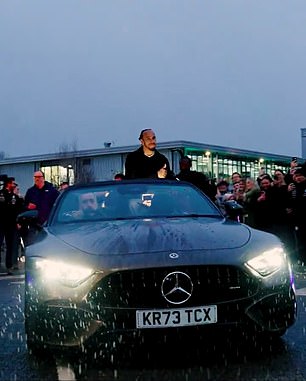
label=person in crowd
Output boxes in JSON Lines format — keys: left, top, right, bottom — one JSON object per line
{"left": 273, "top": 169, "right": 287, "bottom": 188}
{"left": 254, "top": 174, "right": 291, "bottom": 251}
{"left": 0, "top": 177, "right": 24, "bottom": 274}
{"left": 209, "top": 178, "right": 217, "bottom": 197}
{"left": 228, "top": 172, "right": 242, "bottom": 192}
{"left": 253, "top": 174, "right": 277, "bottom": 232}
{"left": 114, "top": 173, "right": 125, "bottom": 181}
{"left": 232, "top": 178, "right": 246, "bottom": 206}
{"left": 231, "top": 172, "right": 242, "bottom": 184}
{"left": 124, "top": 129, "right": 171, "bottom": 179}
{"left": 243, "top": 177, "right": 260, "bottom": 227}
{"left": 12, "top": 181, "right": 25, "bottom": 261}
{"left": 271, "top": 171, "right": 293, "bottom": 252}
{"left": 285, "top": 157, "right": 299, "bottom": 185}
{"left": 286, "top": 169, "right": 299, "bottom": 223}
{"left": 59, "top": 181, "right": 69, "bottom": 191}
{"left": 13, "top": 182, "right": 23, "bottom": 198}
{"left": 176, "top": 156, "right": 215, "bottom": 200}
{"left": 24, "top": 171, "right": 59, "bottom": 225}
{"left": 286, "top": 165, "right": 306, "bottom": 265}
{"left": 215, "top": 180, "right": 233, "bottom": 215}
{"left": 256, "top": 167, "right": 268, "bottom": 186}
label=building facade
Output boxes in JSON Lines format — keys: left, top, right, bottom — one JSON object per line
{"left": 0, "top": 140, "right": 300, "bottom": 195}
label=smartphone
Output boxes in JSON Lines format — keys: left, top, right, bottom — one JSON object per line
{"left": 142, "top": 193, "right": 154, "bottom": 201}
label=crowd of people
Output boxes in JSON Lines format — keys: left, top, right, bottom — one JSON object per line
{"left": 124, "top": 129, "right": 306, "bottom": 266}
{"left": 201, "top": 161, "right": 306, "bottom": 266}
{"left": 1, "top": 128, "right": 305, "bottom": 274}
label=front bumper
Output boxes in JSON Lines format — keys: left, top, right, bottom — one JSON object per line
{"left": 25, "top": 267, "right": 296, "bottom": 348}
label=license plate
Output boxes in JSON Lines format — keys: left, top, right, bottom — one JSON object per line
{"left": 136, "top": 305, "right": 217, "bottom": 329}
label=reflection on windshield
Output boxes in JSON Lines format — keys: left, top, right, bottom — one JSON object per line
{"left": 55, "top": 184, "right": 220, "bottom": 223}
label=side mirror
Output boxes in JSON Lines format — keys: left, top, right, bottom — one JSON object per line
{"left": 224, "top": 200, "right": 244, "bottom": 222}
{"left": 17, "top": 210, "right": 44, "bottom": 247}
{"left": 17, "top": 210, "right": 39, "bottom": 225}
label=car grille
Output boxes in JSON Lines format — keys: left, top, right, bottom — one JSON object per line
{"left": 87, "top": 265, "right": 259, "bottom": 308}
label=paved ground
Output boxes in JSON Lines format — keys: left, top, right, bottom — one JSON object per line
{"left": 0, "top": 249, "right": 25, "bottom": 276}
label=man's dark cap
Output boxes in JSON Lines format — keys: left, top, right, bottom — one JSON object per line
{"left": 3, "top": 177, "right": 15, "bottom": 186}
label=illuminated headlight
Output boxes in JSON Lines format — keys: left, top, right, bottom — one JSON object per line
{"left": 34, "top": 259, "right": 94, "bottom": 287}
{"left": 245, "top": 247, "right": 287, "bottom": 277}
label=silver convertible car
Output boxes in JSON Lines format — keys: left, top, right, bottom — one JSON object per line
{"left": 19, "top": 179, "right": 296, "bottom": 355}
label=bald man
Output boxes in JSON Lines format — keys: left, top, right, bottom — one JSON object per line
{"left": 24, "top": 171, "right": 59, "bottom": 224}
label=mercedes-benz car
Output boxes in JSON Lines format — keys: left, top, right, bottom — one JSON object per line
{"left": 20, "top": 179, "right": 296, "bottom": 355}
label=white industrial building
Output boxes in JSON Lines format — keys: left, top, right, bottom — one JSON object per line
{"left": 1, "top": 137, "right": 303, "bottom": 195}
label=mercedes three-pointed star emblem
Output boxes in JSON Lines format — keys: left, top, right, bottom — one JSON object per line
{"left": 161, "top": 271, "right": 193, "bottom": 305}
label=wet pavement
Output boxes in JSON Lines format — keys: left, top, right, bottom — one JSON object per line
{"left": 0, "top": 244, "right": 25, "bottom": 277}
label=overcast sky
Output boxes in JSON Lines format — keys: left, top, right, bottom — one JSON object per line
{"left": 1, "top": 0, "right": 306, "bottom": 158}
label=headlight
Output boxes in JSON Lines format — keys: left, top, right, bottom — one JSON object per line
{"left": 34, "top": 259, "right": 94, "bottom": 287}
{"left": 245, "top": 247, "right": 286, "bottom": 277}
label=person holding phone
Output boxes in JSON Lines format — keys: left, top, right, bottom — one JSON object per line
{"left": 254, "top": 175, "right": 279, "bottom": 233}
{"left": 284, "top": 157, "right": 299, "bottom": 185}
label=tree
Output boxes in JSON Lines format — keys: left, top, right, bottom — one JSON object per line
{"left": 57, "top": 139, "right": 95, "bottom": 185}
{"left": 75, "top": 159, "right": 95, "bottom": 184}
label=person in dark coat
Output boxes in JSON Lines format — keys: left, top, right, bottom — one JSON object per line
{"left": 254, "top": 174, "right": 283, "bottom": 233}
{"left": 287, "top": 165, "right": 306, "bottom": 264}
{"left": 24, "top": 171, "right": 59, "bottom": 225}
{"left": 254, "top": 175, "right": 292, "bottom": 255}
{"left": 243, "top": 177, "right": 261, "bottom": 227}
{"left": 0, "top": 177, "right": 24, "bottom": 274}
{"left": 125, "top": 129, "right": 171, "bottom": 179}
{"left": 176, "top": 156, "right": 215, "bottom": 200}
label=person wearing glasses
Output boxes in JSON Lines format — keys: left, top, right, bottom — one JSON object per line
{"left": 24, "top": 171, "right": 59, "bottom": 225}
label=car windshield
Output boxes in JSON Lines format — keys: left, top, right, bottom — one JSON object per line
{"left": 53, "top": 182, "right": 221, "bottom": 223}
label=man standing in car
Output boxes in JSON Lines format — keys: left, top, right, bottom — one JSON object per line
{"left": 125, "top": 129, "right": 171, "bottom": 179}
{"left": 24, "top": 171, "right": 59, "bottom": 225}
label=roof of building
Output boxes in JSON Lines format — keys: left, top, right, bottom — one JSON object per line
{"left": 0, "top": 140, "right": 300, "bottom": 165}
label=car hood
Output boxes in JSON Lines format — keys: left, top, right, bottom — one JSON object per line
{"left": 49, "top": 217, "right": 251, "bottom": 255}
